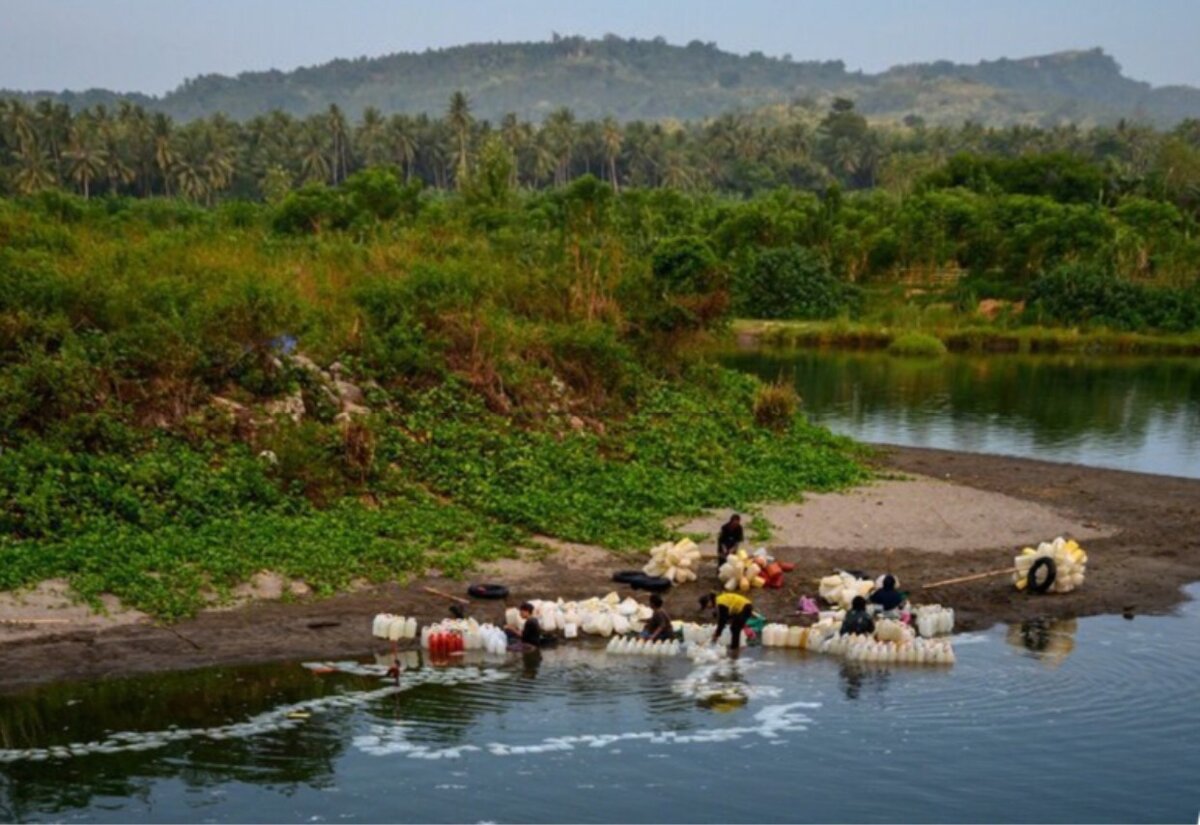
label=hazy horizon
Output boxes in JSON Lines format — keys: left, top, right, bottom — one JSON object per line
{"left": 2, "top": 0, "right": 1199, "bottom": 96}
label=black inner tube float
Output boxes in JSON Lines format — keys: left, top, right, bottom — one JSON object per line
{"left": 611, "top": 570, "right": 643, "bottom": 584}
{"left": 629, "top": 574, "right": 671, "bottom": 593}
{"left": 467, "top": 583, "right": 510, "bottom": 600}
{"left": 1026, "top": 557, "right": 1057, "bottom": 594}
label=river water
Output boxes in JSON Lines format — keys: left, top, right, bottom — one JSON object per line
{"left": 1, "top": 585, "right": 1198, "bottom": 823}
{"left": 723, "top": 350, "right": 1200, "bottom": 479}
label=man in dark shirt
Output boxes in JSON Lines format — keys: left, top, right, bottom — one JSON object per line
{"left": 869, "top": 574, "right": 904, "bottom": 615}
{"left": 840, "top": 596, "right": 876, "bottom": 636}
{"left": 506, "top": 602, "right": 542, "bottom": 648}
{"left": 717, "top": 514, "right": 744, "bottom": 568}
{"left": 641, "top": 594, "right": 673, "bottom": 641}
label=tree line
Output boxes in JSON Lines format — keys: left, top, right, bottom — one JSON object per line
{"left": 2, "top": 94, "right": 1199, "bottom": 214}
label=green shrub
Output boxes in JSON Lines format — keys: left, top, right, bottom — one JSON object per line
{"left": 1030, "top": 264, "right": 1200, "bottom": 332}
{"left": 753, "top": 381, "right": 800, "bottom": 430}
{"left": 887, "top": 331, "right": 948, "bottom": 357}
{"left": 734, "top": 245, "right": 861, "bottom": 320}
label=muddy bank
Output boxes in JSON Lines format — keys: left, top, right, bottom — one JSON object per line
{"left": 1, "top": 446, "right": 1197, "bottom": 692}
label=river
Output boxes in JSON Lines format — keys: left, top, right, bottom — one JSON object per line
{"left": 723, "top": 349, "right": 1200, "bottom": 479}
{"left": 1, "top": 586, "right": 1197, "bottom": 823}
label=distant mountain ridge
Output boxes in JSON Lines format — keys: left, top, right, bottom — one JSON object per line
{"left": 6, "top": 36, "right": 1199, "bottom": 126}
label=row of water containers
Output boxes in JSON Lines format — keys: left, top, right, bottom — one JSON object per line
{"left": 834, "top": 633, "right": 956, "bottom": 665}
{"left": 605, "top": 637, "right": 683, "bottom": 656}
{"left": 761, "top": 621, "right": 955, "bottom": 665}
{"left": 915, "top": 605, "right": 954, "bottom": 638}
{"left": 371, "top": 614, "right": 418, "bottom": 641}
{"left": 419, "top": 619, "right": 509, "bottom": 656}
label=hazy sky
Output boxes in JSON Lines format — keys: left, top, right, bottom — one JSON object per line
{"left": 2, "top": 0, "right": 1197, "bottom": 94}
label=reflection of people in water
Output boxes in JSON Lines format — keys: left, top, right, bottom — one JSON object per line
{"left": 521, "top": 647, "right": 542, "bottom": 679}
{"left": 838, "top": 661, "right": 892, "bottom": 701}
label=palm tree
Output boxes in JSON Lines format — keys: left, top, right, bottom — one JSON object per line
{"left": 386, "top": 114, "right": 418, "bottom": 182}
{"left": 327, "top": 104, "right": 350, "bottom": 183}
{"left": 152, "top": 113, "right": 176, "bottom": 195}
{"left": 601, "top": 116, "right": 622, "bottom": 192}
{"left": 11, "top": 138, "right": 57, "bottom": 194}
{"left": 299, "top": 119, "right": 332, "bottom": 183}
{"left": 544, "top": 106, "right": 576, "bottom": 186}
{"left": 355, "top": 106, "right": 389, "bottom": 167}
{"left": 63, "top": 125, "right": 106, "bottom": 198}
{"left": 446, "top": 91, "right": 472, "bottom": 188}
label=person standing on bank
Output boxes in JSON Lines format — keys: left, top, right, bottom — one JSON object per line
{"left": 717, "top": 514, "right": 744, "bottom": 569}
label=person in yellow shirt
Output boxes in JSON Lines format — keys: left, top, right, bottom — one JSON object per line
{"left": 699, "top": 592, "right": 754, "bottom": 652}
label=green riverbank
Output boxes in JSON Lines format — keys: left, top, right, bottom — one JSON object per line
{"left": 736, "top": 319, "right": 1200, "bottom": 355}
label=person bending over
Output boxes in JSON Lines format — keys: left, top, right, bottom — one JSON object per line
{"left": 701, "top": 591, "right": 754, "bottom": 652}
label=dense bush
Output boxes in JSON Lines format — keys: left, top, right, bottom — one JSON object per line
{"left": 1030, "top": 264, "right": 1200, "bottom": 332}
{"left": 734, "top": 245, "right": 861, "bottom": 319}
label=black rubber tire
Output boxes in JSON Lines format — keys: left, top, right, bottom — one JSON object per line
{"left": 629, "top": 574, "right": 672, "bottom": 593}
{"left": 1026, "top": 557, "right": 1057, "bottom": 594}
{"left": 612, "top": 570, "right": 643, "bottom": 584}
{"left": 467, "top": 583, "right": 510, "bottom": 600}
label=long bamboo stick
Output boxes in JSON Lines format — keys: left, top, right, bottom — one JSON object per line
{"left": 922, "top": 567, "right": 1015, "bottom": 589}
{"left": 423, "top": 586, "right": 471, "bottom": 605}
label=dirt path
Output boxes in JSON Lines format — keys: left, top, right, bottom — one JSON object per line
{"left": 1, "top": 446, "right": 1196, "bottom": 692}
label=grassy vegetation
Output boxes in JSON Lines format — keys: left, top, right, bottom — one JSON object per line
{"left": 0, "top": 183, "right": 869, "bottom": 620}
{"left": 742, "top": 318, "right": 1200, "bottom": 355}
{"left": 887, "top": 332, "right": 947, "bottom": 358}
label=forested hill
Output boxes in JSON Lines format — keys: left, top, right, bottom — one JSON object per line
{"left": 6, "top": 36, "right": 1200, "bottom": 126}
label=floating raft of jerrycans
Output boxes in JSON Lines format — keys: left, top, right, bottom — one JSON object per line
{"left": 761, "top": 616, "right": 956, "bottom": 665}
{"left": 605, "top": 637, "right": 683, "bottom": 656}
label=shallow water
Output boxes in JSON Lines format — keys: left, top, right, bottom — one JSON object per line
{"left": 1, "top": 585, "right": 1197, "bottom": 823}
{"left": 723, "top": 350, "right": 1200, "bottom": 478}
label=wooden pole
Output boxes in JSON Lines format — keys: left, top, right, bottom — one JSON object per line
{"left": 922, "top": 567, "right": 1015, "bottom": 589}
{"left": 423, "top": 586, "right": 471, "bottom": 605}
{"left": 0, "top": 618, "right": 71, "bottom": 625}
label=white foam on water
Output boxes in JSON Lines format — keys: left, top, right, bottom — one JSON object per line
{"left": 0, "top": 666, "right": 508, "bottom": 765}
{"left": 356, "top": 707, "right": 818, "bottom": 760}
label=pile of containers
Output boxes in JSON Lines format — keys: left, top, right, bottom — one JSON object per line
{"left": 371, "top": 614, "right": 418, "bottom": 641}
{"left": 718, "top": 549, "right": 766, "bottom": 592}
{"left": 1014, "top": 537, "right": 1088, "bottom": 593}
{"left": 514, "top": 594, "right": 654, "bottom": 639}
{"left": 818, "top": 572, "right": 876, "bottom": 609}
{"left": 605, "top": 637, "right": 682, "bottom": 656}
{"left": 419, "top": 619, "right": 508, "bottom": 655}
{"left": 914, "top": 605, "right": 955, "bottom": 637}
{"left": 643, "top": 538, "right": 702, "bottom": 584}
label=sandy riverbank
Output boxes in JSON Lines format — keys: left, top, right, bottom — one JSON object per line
{"left": 1, "top": 446, "right": 1197, "bottom": 692}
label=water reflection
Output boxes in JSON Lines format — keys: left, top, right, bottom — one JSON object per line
{"left": 1006, "top": 618, "right": 1078, "bottom": 668}
{"left": 838, "top": 662, "right": 893, "bottom": 701}
{"left": 723, "top": 350, "right": 1200, "bottom": 478}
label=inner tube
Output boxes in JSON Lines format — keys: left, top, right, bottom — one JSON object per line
{"left": 629, "top": 574, "right": 672, "bottom": 593}
{"left": 611, "top": 570, "right": 643, "bottom": 584}
{"left": 1027, "top": 557, "right": 1057, "bottom": 594}
{"left": 467, "top": 583, "right": 509, "bottom": 600}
